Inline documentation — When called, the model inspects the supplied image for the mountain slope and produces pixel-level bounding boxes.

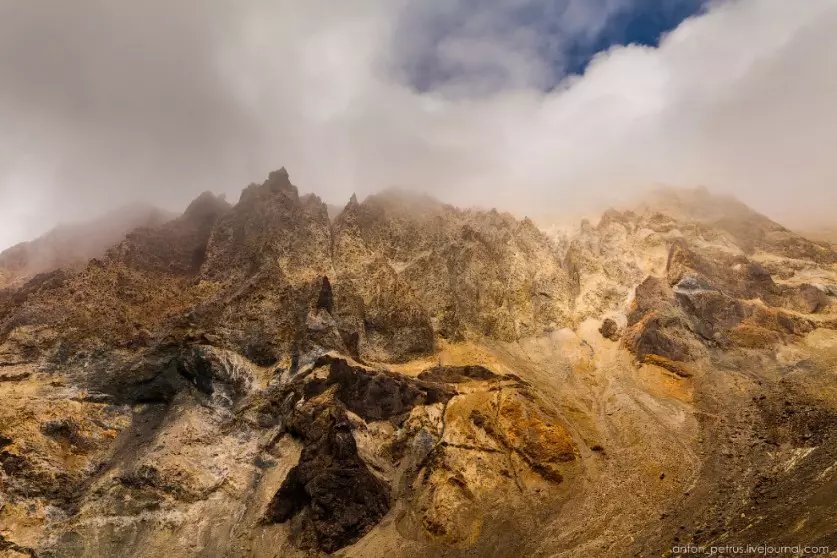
[2,171,837,557]
[0,203,174,290]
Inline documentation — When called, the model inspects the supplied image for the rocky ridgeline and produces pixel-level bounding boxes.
[0,168,576,370]
[2,171,837,557]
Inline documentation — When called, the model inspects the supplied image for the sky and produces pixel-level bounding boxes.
[1,0,836,250]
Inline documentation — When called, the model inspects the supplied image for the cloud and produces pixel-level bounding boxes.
[389,0,637,93]
[1,0,836,250]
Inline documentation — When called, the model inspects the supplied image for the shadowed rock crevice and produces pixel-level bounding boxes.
[302,358,454,422]
[316,276,334,313]
[417,364,499,384]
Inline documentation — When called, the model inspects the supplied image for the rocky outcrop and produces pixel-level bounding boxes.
[624,275,704,374]
[263,388,391,552]
[250,356,575,552]
[622,232,833,373]
[598,318,620,341]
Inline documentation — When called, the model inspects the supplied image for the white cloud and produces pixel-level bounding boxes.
[1,0,836,250]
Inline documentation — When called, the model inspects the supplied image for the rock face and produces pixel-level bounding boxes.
[3,174,837,557]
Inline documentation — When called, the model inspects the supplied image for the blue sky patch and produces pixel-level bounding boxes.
[394,0,707,94]
[562,0,706,76]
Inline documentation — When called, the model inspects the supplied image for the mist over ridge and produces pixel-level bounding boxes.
[1,0,836,250]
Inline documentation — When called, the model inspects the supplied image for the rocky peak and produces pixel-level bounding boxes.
[200,169,331,281]
[106,191,230,276]
[182,191,231,222]
[264,166,294,193]
[633,187,837,263]
[597,208,638,230]
[332,193,360,230]
[238,171,296,204]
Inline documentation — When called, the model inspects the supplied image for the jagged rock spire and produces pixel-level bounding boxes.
[265,166,294,194]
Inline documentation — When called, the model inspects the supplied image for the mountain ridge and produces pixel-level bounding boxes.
[2,170,837,557]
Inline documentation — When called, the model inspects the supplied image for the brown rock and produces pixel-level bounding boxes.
[264,390,390,553]
[599,318,620,341]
